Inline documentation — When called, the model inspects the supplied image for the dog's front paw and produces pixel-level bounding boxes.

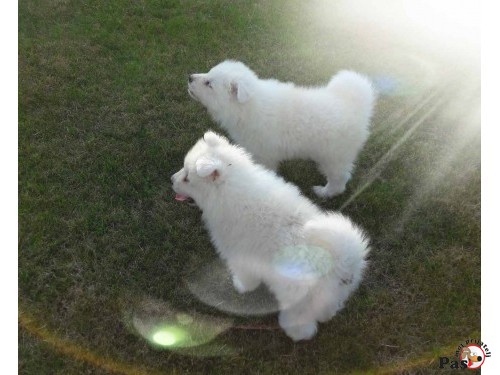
[313,185,329,198]
[313,185,344,198]
[232,275,247,294]
[232,274,259,294]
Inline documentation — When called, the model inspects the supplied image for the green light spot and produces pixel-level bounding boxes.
[152,330,178,346]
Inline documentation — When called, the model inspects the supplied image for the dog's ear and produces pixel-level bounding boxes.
[203,131,229,147]
[195,156,222,181]
[230,79,252,103]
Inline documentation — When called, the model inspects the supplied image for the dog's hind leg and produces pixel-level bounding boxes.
[278,297,318,341]
[313,161,352,198]
[272,282,319,341]
[311,279,346,323]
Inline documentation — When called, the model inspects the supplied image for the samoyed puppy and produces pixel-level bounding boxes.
[171,131,370,341]
[187,60,376,198]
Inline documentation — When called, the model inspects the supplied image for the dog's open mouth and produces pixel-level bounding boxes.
[175,193,196,206]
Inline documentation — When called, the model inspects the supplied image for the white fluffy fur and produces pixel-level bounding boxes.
[172,131,370,341]
[188,60,376,197]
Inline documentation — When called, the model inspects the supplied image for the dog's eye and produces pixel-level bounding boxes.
[183,175,189,183]
[204,80,212,88]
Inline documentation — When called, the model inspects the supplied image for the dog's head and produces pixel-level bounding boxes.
[187,60,257,115]
[171,131,251,207]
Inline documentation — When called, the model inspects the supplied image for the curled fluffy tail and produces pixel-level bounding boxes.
[327,70,377,119]
[303,213,370,286]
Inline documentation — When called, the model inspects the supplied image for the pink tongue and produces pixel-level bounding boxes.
[175,194,189,202]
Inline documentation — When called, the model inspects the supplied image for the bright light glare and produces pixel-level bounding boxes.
[129,299,233,351]
[151,328,183,346]
[152,331,176,346]
[403,0,480,43]
[312,0,480,56]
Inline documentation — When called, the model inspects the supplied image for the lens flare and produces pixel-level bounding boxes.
[187,246,335,316]
[371,75,400,96]
[187,259,279,315]
[273,245,333,281]
[125,297,234,354]
[151,329,181,346]
[176,313,194,325]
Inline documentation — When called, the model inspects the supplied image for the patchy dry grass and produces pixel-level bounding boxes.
[19,1,480,373]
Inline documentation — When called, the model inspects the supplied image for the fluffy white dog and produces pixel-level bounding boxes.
[187,60,376,198]
[171,131,370,341]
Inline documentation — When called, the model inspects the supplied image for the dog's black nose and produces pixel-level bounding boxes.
[477,356,482,361]
[188,74,194,83]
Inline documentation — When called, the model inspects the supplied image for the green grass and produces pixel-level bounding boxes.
[19,1,480,374]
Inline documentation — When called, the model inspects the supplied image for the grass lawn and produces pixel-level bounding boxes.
[19,0,480,373]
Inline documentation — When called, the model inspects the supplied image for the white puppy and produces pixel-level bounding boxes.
[172,131,370,341]
[188,60,376,198]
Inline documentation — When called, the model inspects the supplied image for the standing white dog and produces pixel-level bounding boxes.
[188,60,376,198]
[172,131,370,341]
